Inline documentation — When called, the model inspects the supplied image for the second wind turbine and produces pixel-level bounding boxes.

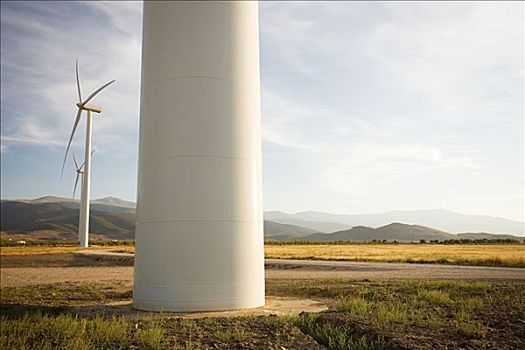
[61,60,115,247]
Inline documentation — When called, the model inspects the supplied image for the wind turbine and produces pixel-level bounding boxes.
[62,60,115,247]
[72,151,95,200]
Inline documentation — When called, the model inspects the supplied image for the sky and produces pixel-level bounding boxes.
[1,1,523,221]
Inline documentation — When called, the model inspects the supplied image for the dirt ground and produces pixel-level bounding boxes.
[1,253,524,288]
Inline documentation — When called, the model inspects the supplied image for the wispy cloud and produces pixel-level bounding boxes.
[261,88,483,196]
[260,1,523,219]
[364,2,524,123]
[1,1,142,159]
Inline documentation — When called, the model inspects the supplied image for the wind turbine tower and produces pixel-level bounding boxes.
[134,1,265,311]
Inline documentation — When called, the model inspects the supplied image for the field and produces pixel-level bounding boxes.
[0,245,134,256]
[265,243,525,268]
[2,242,524,267]
[1,246,524,349]
[1,277,524,349]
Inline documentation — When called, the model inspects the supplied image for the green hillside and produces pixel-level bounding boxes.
[303,222,524,242]
[264,221,318,240]
[305,223,456,242]
[0,201,134,240]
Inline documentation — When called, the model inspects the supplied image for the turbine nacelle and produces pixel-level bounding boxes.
[76,103,102,114]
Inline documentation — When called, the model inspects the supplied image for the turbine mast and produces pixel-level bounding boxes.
[78,110,92,247]
[133,1,264,312]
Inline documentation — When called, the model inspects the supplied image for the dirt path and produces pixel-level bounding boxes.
[1,266,133,287]
[2,259,524,288]
[265,259,525,280]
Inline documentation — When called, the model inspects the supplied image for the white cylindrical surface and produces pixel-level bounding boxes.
[133,1,264,312]
[79,111,92,248]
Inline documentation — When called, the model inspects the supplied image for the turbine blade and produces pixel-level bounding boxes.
[76,59,82,103]
[72,153,79,170]
[81,80,115,106]
[79,149,95,170]
[61,107,83,177]
[73,172,80,199]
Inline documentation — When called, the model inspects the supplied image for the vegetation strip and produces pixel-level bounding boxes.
[265,243,525,268]
[1,279,524,349]
[2,242,524,268]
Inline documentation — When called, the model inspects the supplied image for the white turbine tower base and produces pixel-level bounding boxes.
[78,110,92,247]
[133,1,265,312]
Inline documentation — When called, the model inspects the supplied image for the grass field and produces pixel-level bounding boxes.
[2,243,524,268]
[0,245,134,256]
[265,243,525,267]
[1,279,524,349]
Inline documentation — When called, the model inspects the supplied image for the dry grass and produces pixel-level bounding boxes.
[0,246,134,256]
[4,244,524,267]
[2,280,524,349]
[0,313,166,350]
[264,244,525,267]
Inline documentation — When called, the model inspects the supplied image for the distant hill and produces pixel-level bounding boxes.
[264,221,318,241]
[456,232,523,241]
[0,200,135,240]
[91,197,136,208]
[303,223,524,243]
[304,223,455,242]
[29,196,136,209]
[267,210,524,236]
[264,211,351,233]
[31,196,75,204]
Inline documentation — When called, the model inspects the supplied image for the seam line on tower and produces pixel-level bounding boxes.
[146,75,246,85]
[139,154,258,164]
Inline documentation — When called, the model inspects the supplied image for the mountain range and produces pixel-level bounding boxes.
[1,198,135,240]
[27,196,136,209]
[265,210,524,235]
[301,223,522,242]
[1,196,523,242]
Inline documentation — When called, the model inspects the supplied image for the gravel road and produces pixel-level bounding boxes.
[2,258,524,288]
